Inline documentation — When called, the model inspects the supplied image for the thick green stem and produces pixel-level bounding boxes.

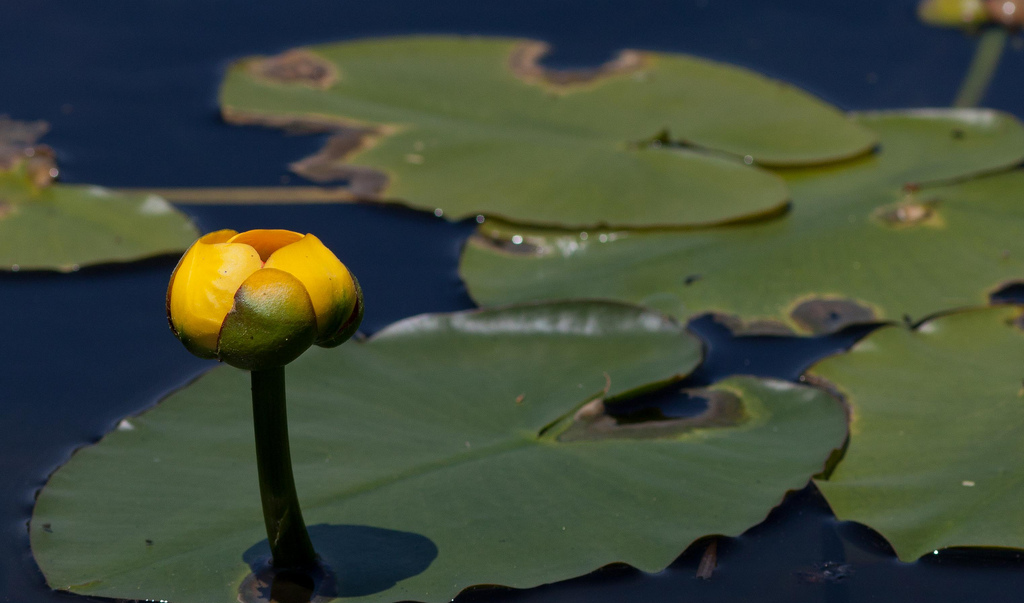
[251,366,317,570]
[954,27,1007,108]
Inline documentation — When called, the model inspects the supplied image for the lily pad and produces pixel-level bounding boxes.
[808,306,1024,561]
[0,119,198,271]
[219,36,878,228]
[460,109,1024,334]
[32,302,846,603]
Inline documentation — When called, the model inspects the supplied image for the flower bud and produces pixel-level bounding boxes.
[167,229,363,370]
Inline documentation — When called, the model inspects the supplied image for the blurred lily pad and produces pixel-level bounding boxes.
[461,109,1024,334]
[32,302,845,603]
[0,118,198,271]
[809,306,1024,560]
[918,0,1022,28]
[219,36,878,228]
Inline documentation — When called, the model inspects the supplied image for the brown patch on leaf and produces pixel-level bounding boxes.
[288,128,389,196]
[509,41,647,90]
[872,196,943,229]
[557,388,746,442]
[0,116,58,186]
[790,298,876,335]
[246,49,338,90]
[711,313,795,336]
[986,0,1024,26]
[22,146,58,188]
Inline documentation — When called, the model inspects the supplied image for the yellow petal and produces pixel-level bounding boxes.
[227,229,304,261]
[167,230,263,357]
[264,233,356,340]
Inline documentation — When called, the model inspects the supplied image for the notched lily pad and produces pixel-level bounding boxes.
[0,117,198,271]
[460,109,1024,334]
[557,387,747,442]
[31,302,846,603]
[219,36,878,228]
[809,306,1024,561]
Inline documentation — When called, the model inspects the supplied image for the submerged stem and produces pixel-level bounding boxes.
[251,366,318,570]
[953,27,1007,108]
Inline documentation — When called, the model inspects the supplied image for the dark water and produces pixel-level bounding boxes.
[3,1,1024,601]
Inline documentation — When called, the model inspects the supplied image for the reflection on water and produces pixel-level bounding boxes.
[241,524,438,601]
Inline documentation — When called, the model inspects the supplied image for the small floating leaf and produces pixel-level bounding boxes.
[218,36,878,228]
[31,302,845,603]
[0,118,198,271]
[460,109,1024,334]
[809,306,1024,560]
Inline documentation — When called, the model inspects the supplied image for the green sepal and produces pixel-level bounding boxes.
[316,274,364,348]
[217,268,318,370]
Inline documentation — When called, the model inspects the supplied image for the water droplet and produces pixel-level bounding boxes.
[579,232,588,241]
[599,234,609,243]
[117,419,135,431]
[475,215,485,223]
[511,235,524,245]
[743,155,754,165]
[48,168,59,178]
[433,208,443,217]
[962,480,976,487]
[10,264,19,272]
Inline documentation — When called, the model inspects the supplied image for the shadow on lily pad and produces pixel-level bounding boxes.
[241,523,438,601]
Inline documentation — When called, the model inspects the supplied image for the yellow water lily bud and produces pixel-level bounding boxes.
[167,229,363,370]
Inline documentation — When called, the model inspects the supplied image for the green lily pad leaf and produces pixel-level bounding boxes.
[0,118,199,271]
[461,109,1024,334]
[32,302,846,603]
[808,306,1024,560]
[218,36,878,228]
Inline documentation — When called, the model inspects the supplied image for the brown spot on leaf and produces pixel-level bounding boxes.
[288,129,390,196]
[23,146,58,188]
[246,49,338,89]
[873,197,942,228]
[557,388,746,442]
[790,298,876,335]
[509,41,647,90]
[0,116,58,186]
